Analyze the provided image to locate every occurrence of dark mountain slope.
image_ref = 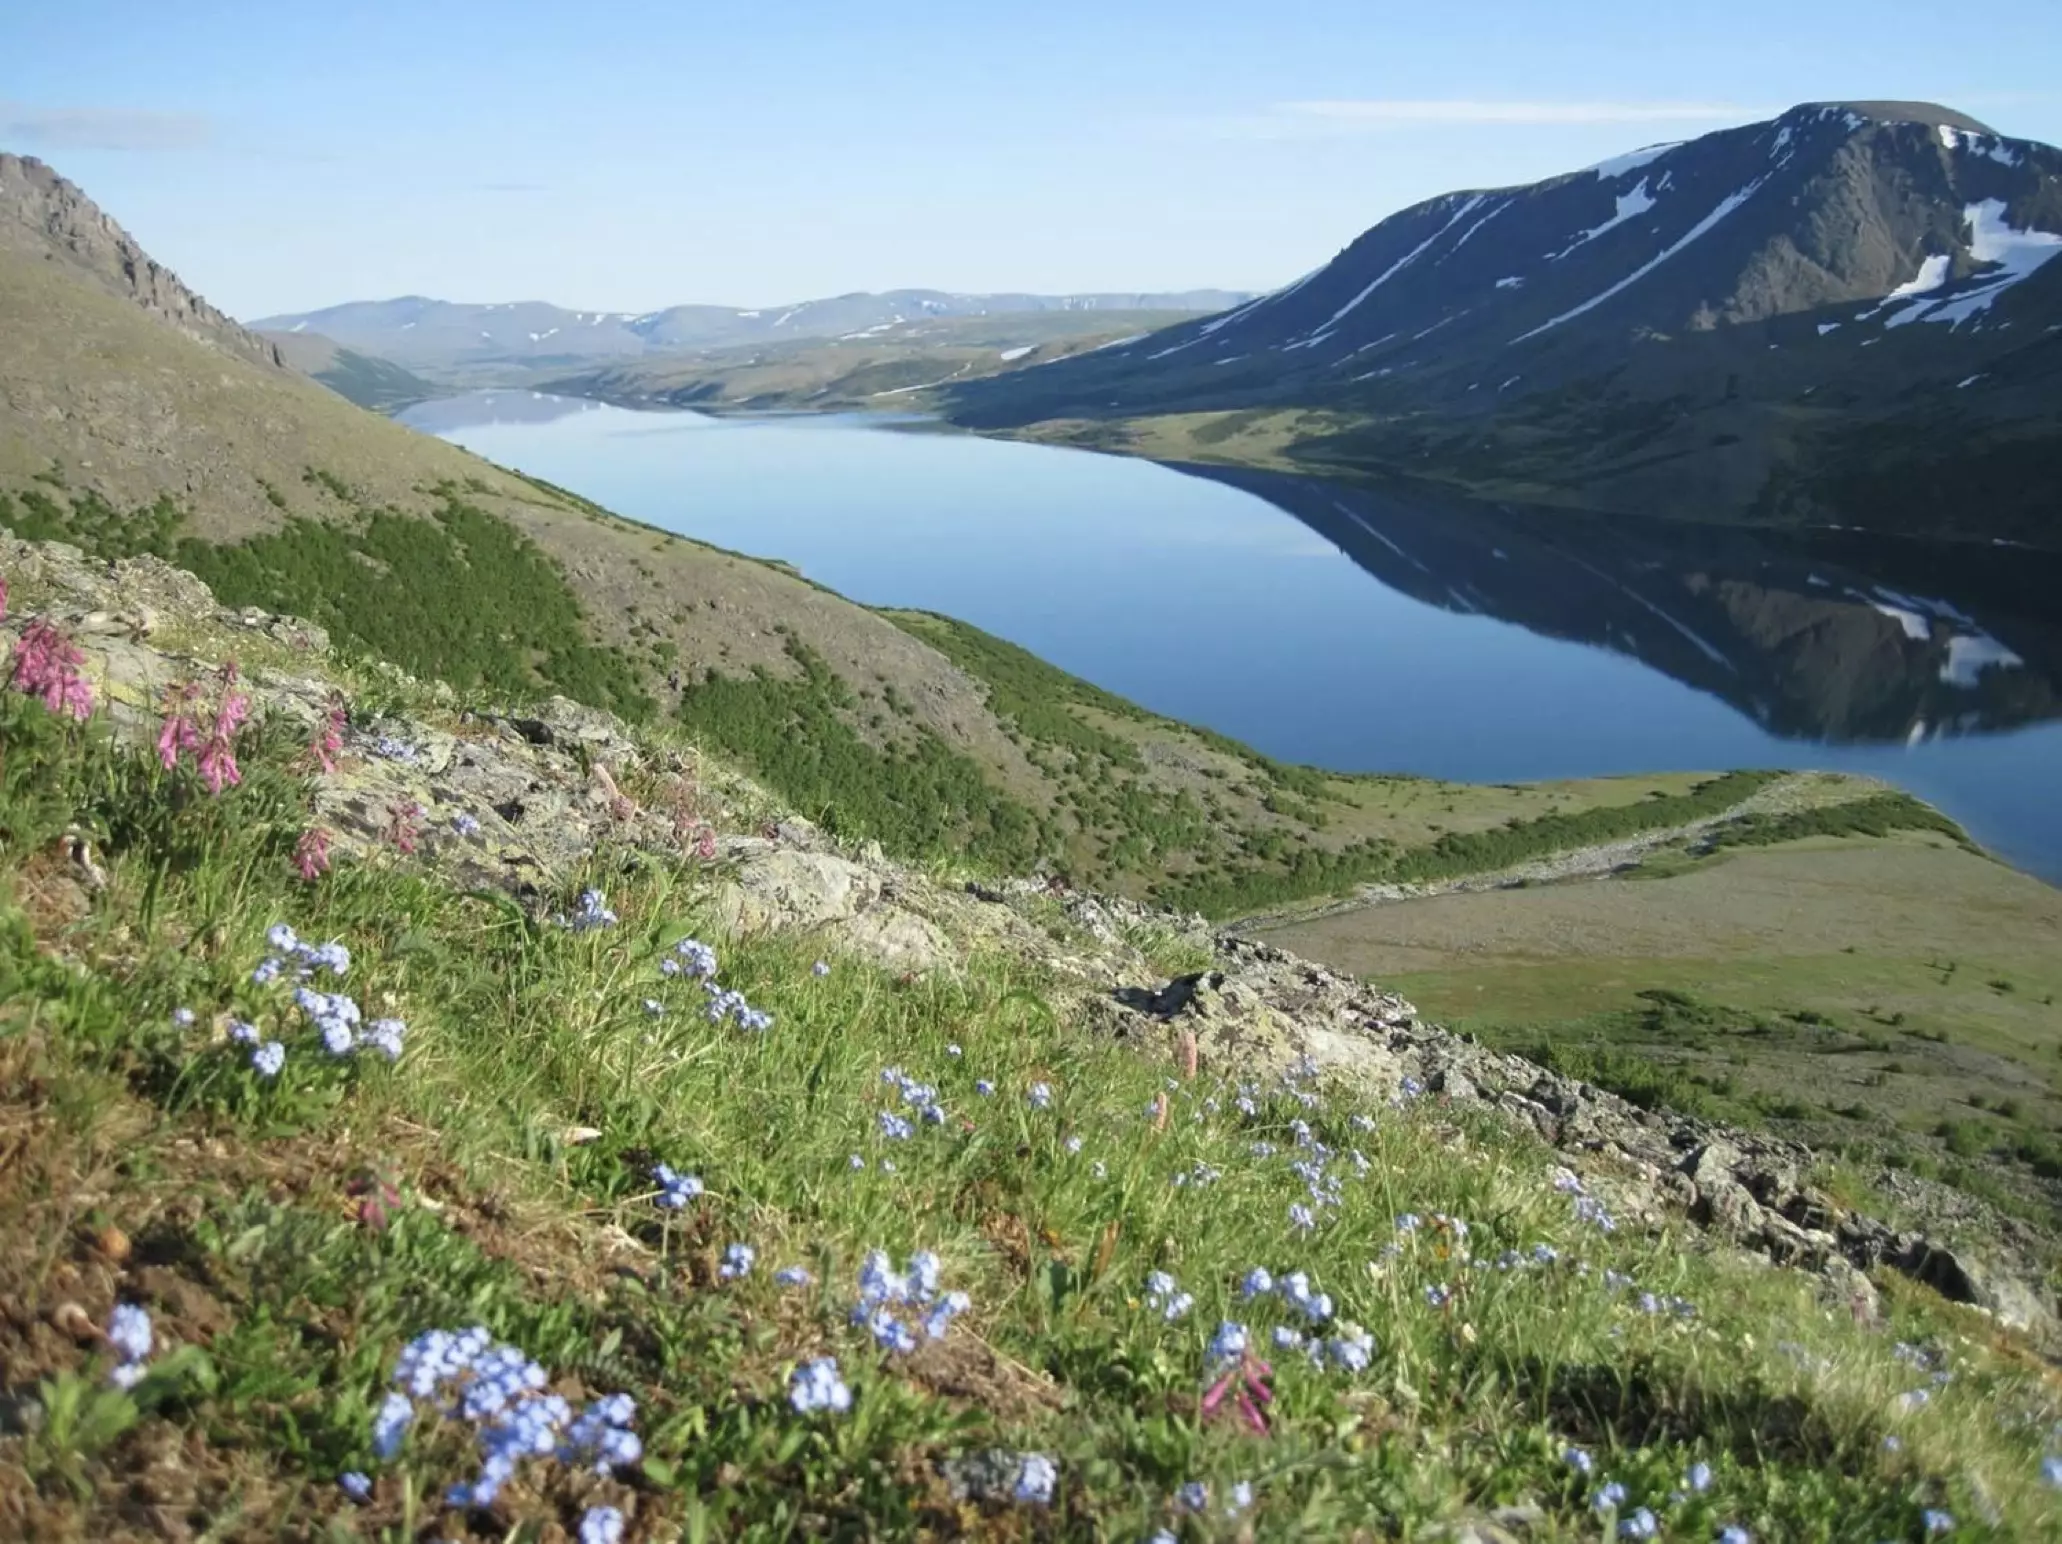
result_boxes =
[949,103,2062,545]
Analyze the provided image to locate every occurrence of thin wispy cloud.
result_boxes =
[477,181,548,194]
[0,101,214,153]
[1195,98,1771,141]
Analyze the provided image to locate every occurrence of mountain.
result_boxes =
[249,289,1253,378]
[948,102,2062,546]
[259,327,443,413]
[1170,462,2062,743]
[533,308,1204,414]
[0,152,284,373]
[0,147,1033,809]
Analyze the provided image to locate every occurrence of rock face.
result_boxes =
[0,153,286,372]
[4,528,2056,1348]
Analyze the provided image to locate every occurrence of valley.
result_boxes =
[4,59,2062,1541]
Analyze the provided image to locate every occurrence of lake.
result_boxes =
[400,392,2062,883]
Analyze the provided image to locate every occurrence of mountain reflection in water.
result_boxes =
[1171,462,2060,747]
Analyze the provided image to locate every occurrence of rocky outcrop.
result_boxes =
[1092,936,2056,1341]
[5,529,2055,1350]
[0,152,285,371]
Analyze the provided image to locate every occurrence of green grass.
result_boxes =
[1699,792,1971,854]
[3,666,2060,1540]
[1264,840,2062,1227]
[674,630,1049,865]
[3,477,653,720]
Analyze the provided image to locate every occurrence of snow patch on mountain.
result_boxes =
[1586,142,1680,180]
[1314,195,1485,336]
[1889,254,1954,303]
[1514,178,1767,342]
[1443,197,1514,259]
[1940,125,2025,167]
[1549,179,1659,260]
[1940,633,2025,687]
[1909,201,2062,327]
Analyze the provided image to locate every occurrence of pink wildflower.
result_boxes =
[294,826,332,881]
[1200,1350,1275,1437]
[155,664,247,793]
[693,823,718,861]
[308,698,346,775]
[346,1171,401,1231]
[385,801,425,855]
[9,619,95,721]
[156,680,204,769]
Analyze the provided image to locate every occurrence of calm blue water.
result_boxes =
[402,393,2062,883]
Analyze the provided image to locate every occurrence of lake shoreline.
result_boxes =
[404,392,2062,885]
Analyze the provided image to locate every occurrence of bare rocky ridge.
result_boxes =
[0,152,285,373]
[8,529,2053,1350]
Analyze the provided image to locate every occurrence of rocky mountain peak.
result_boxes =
[1794,99,2000,135]
[0,150,284,371]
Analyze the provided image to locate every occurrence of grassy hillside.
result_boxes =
[5,596,2060,1540]
[261,329,444,413]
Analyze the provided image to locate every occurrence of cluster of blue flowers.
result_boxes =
[650,1163,704,1210]
[654,936,773,1031]
[370,733,422,764]
[370,1326,640,1515]
[876,1065,948,1142]
[451,811,482,838]
[1563,1447,1745,1540]
[1013,1452,1057,1505]
[1551,1165,1618,1232]
[559,888,619,932]
[1165,1477,1253,1521]
[789,1356,852,1415]
[1226,1266,1376,1372]
[852,1249,970,1354]
[719,1242,756,1280]
[105,1302,153,1390]
[237,924,404,1075]
[1143,1270,1194,1322]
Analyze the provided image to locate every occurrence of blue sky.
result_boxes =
[7,0,2060,318]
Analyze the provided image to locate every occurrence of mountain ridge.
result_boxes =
[249,288,1254,376]
[947,101,2062,545]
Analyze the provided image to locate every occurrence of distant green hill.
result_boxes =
[260,328,443,413]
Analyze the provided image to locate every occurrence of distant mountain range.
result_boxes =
[248,289,1251,377]
[949,101,2062,546]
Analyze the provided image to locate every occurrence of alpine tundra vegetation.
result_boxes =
[5,12,2062,1541]
[4,533,2062,1542]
